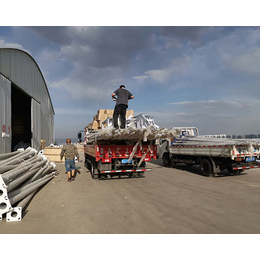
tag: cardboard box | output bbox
[127,109,134,115]
[105,109,114,115]
[100,114,107,122]
[126,110,134,118]
[91,120,98,130]
[97,109,106,120]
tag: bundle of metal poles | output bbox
[172,136,260,147]
[0,147,58,222]
[86,126,181,143]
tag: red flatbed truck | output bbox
[84,139,157,179]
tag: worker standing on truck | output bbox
[60,139,79,182]
[111,85,134,129]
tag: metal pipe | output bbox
[1,165,32,183]
[41,164,55,176]
[2,150,37,166]
[21,154,43,164]
[0,149,32,165]
[17,190,38,211]
[0,165,18,174]
[29,165,48,183]
[11,156,41,171]
[22,165,48,186]
[8,172,57,198]
[0,151,22,161]
[30,159,47,171]
[9,175,55,205]
[7,168,40,192]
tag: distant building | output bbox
[232,135,237,139]
[0,48,55,153]
[245,134,255,139]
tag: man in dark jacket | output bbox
[112,85,134,129]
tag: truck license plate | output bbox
[121,159,133,164]
[246,157,255,162]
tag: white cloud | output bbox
[0,39,31,55]
[133,55,191,83]
[168,100,241,106]
[132,75,149,80]
[224,48,260,75]
[0,39,23,49]
[144,69,169,83]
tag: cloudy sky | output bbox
[1,26,260,138]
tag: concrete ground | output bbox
[1,152,260,234]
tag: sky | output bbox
[1,26,260,139]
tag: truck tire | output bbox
[200,159,213,177]
[227,165,242,175]
[91,161,98,179]
[138,172,145,177]
[162,153,171,167]
[132,172,138,178]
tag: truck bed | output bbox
[170,136,260,159]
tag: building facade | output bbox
[0,48,55,153]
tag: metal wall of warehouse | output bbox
[0,48,55,153]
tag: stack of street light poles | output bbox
[0,147,58,222]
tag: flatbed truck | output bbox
[84,139,157,179]
[158,127,260,176]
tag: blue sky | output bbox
[1,26,260,139]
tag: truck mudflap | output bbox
[233,165,260,170]
[100,168,152,174]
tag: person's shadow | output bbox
[74,167,81,178]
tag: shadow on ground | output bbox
[149,159,247,178]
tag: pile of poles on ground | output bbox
[0,147,58,222]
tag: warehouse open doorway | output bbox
[11,85,31,151]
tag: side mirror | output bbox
[78,132,82,142]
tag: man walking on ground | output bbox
[112,85,134,129]
[60,139,79,182]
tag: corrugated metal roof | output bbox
[0,48,55,114]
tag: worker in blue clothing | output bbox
[111,85,134,129]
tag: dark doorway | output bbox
[11,85,31,151]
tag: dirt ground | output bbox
[1,151,260,234]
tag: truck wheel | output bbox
[132,172,138,177]
[227,165,240,175]
[162,153,171,167]
[138,172,145,177]
[200,159,213,177]
[91,162,98,179]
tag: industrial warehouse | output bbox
[0,48,54,154]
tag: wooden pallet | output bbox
[44,147,64,162]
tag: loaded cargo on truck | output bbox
[158,127,260,176]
